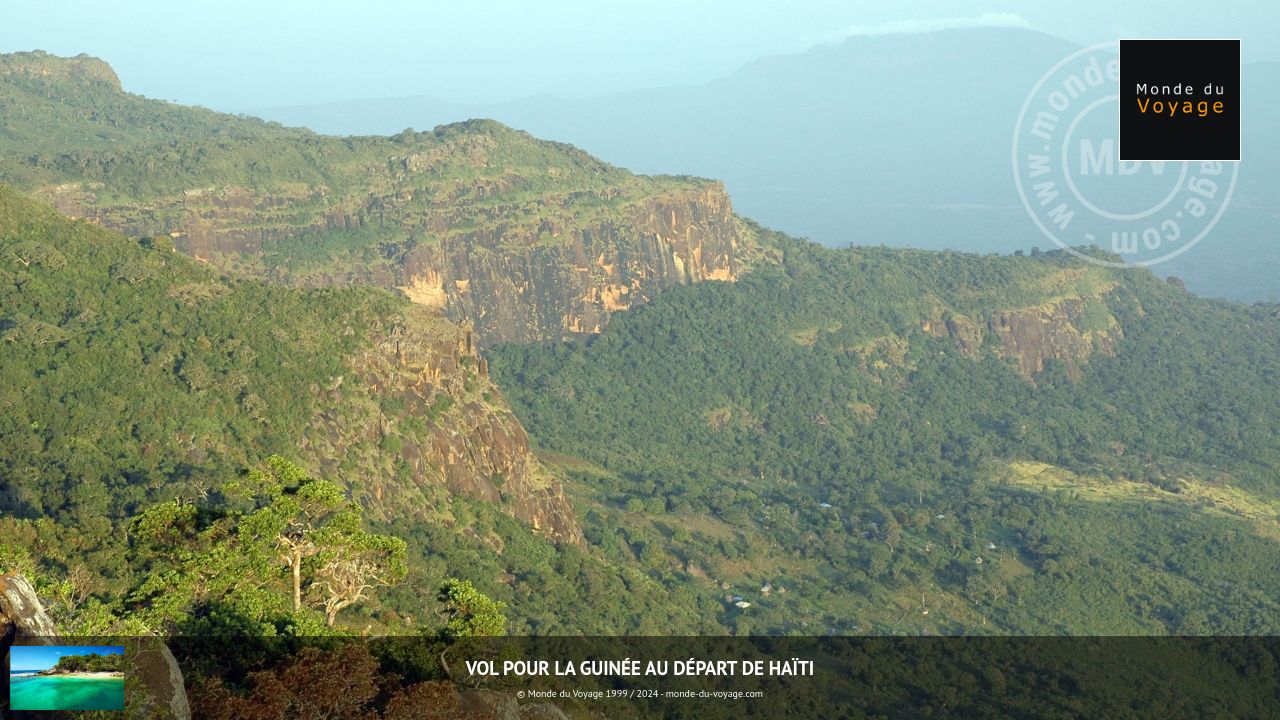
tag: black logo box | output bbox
[1119,39,1241,161]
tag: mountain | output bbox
[4,44,1280,638]
[0,180,582,539]
[0,185,734,634]
[491,225,1280,634]
[4,175,1279,637]
[257,28,1280,303]
[261,28,1074,236]
[0,51,748,348]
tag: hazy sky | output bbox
[1,1,1275,109]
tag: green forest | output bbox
[5,178,1280,640]
[49,652,122,674]
[2,42,1279,720]
[490,225,1280,635]
[0,186,722,639]
[3,44,1280,640]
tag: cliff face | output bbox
[1,59,606,545]
[0,50,121,89]
[0,184,579,549]
[400,184,739,345]
[5,54,749,348]
[41,176,742,348]
[924,295,1122,379]
[301,306,582,544]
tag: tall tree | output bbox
[128,456,407,632]
[435,578,507,678]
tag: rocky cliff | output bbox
[0,573,56,639]
[397,182,740,345]
[1,54,748,348]
[0,50,121,89]
[923,294,1123,379]
[0,183,581,551]
[46,180,741,347]
[302,305,582,544]
[38,147,744,348]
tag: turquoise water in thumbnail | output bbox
[9,674,125,711]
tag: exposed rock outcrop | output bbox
[28,116,746,348]
[0,50,121,89]
[129,641,192,720]
[42,179,743,348]
[302,306,582,544]
[987,298,1120,378]
[402,183,740,345]
[922,314,984,358]
[0,572,56,639]
[925,295,1122,379]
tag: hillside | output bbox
[0,186,735,635]
[258,28,1280,303]
[491,226,1280,634]
[4,45,1280,640]
[0,51,747,347]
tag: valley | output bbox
[1,49,1278,645]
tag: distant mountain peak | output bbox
[0,50,121,91]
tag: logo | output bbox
[1119,39,1240,161]
[1012,42,1238,268]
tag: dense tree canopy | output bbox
[491,227,1280,634]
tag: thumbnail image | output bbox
[9,645,125,711]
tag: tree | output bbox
[437,578,506,639]
[7,241,66,270]
[435,578,506,679]
[127,456,407,633]
[313,517,407,627]
[190,645,381,720]
[242,456,346,612]
[231,455,407,625]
